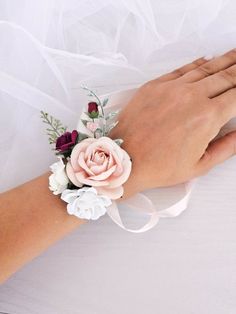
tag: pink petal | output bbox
[66,162,83,187]
[71,138,95,170]
[90,158,108,175]
[110,149,123,176]
[89,164,117,181]
[75,171,109,186]
[78,151,95,176]
[96,186,124,200]
[93,152,106,164]
[85,137,124,175]
[84,137,113,159]
[100,137,124,175]
[101,137,124,160]
[108,150,132,188]
[108,154,115,169]
[86,158,97,167]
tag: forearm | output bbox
[0,172,85,283]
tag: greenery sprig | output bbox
[40,111,67,145]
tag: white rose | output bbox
[61,187,112,220]
[49,158,69,195]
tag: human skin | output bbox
[1,49,236,283]
[110,49,236,198]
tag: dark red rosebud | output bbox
[88,102,98,113]
[56,130,78,152]
[88,102,99,118]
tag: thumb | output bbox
[196,131,236,175]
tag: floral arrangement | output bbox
[41,87,132,220]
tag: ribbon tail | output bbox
[158,180,196,218]
[106,180,196,233]
[106,193,160,233]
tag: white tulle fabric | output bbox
[1,0,236,231]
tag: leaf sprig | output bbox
[40,111,67,145]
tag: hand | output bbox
[110,49,236,199]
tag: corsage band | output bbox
[41,87,132,221]
[41,87,193,233]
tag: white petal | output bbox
[61,189,78,204]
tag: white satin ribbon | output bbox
[106,180,195,233]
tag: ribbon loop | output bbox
[107,180,195,233]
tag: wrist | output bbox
[0,172,86,282]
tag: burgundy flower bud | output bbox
[56,130,78,152]
[88,102,99,118]
[88,102,98,113]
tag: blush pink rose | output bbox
[66,137,132,200]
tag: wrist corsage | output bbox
[41,87,132,221]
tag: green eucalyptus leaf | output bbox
[113,139,124,146]
[81,119,88,127]
[106,121,119,134]
[102,98,109,107]
[94,128,104,138]
[78,132,89,142]
[105,110,120,120]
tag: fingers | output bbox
[180,48,236,83]
[154,57,208,83]
[211,88,236,126]
[193,64,236,98]
[195,130,236,176]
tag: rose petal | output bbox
[88,102,98,113]
[56,132,73,150]
[66,162,83,187]
[71,138,95,170]
[75,171,109,186]
[109,148,123,176]
[78,151,95,176]
[107,154,115,169]
[93,151,106,164]
[84,137,114,159]
[96,137,124,175]
[100,137,124,160]
[90,158,108,175]
[96,186,124,200]
[60,143,72,151]
[71,130,78,143]
[108,150,132,188]
[89,164,117,181]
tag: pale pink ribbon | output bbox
[106,181,194,233]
